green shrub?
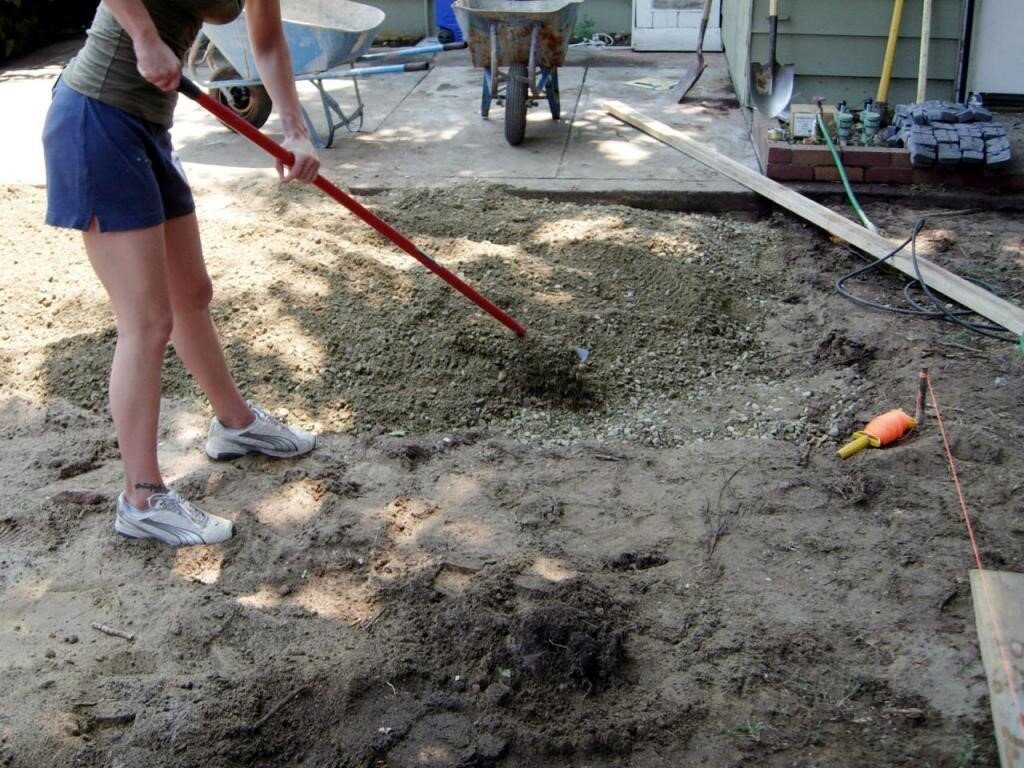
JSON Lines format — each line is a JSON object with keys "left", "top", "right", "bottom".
{"left": 0, "top": 0, "right": 98, "bottom": 62}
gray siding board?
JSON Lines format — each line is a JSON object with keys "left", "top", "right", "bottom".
{"left": 743, "top": 0, "right": 965, "bottom": 104}
{"left": 748, "top": 0, "right": 964, "bottom": 37}
{"left": 764, "top": 37, "right": 960, "bottom": 79}
{"left": 789, "top": 75, "right": 953, "bottom": 106}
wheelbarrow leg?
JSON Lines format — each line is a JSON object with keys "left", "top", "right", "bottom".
{"left": 306, "top": 77, "right": 365, "bottom": 149}
{"left": 538, "top": 68, "right": 560, "bottom": 119}
{"left": 300, "top": 108, "right": 322, "bottom": 149}
{"left": 489, "top": 22, "right": 500, "bottom": 103}
{"left": 481, "top": 69, "right": 492, "bottom": 117}
{"left": 527, "top": 23, "right": 539, "bottom": 96}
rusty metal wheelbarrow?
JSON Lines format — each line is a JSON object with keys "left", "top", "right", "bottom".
{"left": 453, "top": 0, "right": 582, "bottom": 145}
{"left": 188, "top": 0, "right": 465, "bottom": 147}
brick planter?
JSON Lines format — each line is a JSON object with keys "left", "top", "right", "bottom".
{"left": 754, "top": 116, "right": 1023, "bottom": 191}
{"left": 766, "top": 141, "right": 914, "bottom": 184}
{"left": 762, "top": 138, "right": 1024, "bottom": 189}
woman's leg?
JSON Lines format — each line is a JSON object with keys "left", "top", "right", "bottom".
{"left": 83, "top": 220, "right": 172, "bottom": 510}
{"left": 157, "top": 212, "right": 315, "bottom": 461}
{"left": 162, "top": 212, "right": 253, "bottom": 430}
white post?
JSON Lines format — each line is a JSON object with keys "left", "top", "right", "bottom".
{"left": 916, "top": 0, "right": 933, "bottom": 103}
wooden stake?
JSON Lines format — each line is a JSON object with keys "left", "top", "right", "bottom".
{"left": 600, "top": 100, "right": 1024, "bottom": 337}
{"left": 90, "top": 622, "right": 135, "bottom": 642}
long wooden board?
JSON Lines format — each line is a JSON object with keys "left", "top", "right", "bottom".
{"left": 970, "top": 569, "right": 1024, "bottom": 768}
{"left": 601, "top": 100, "right": 1024, "bottom": 338}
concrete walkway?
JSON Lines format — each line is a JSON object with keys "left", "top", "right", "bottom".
{"left": 1, "top": 40, "right": 760, "bottom": 207}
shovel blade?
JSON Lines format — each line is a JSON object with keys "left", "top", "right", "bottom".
{"left": 668, "top": 54, "right": 707, "bottom": 102}
{"left": 749, "top": 62, "right": 794, "bottom": 117}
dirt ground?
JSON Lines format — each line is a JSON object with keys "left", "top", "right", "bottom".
{"left": 1, "top": 177, "right": 1023, "bottom": 768}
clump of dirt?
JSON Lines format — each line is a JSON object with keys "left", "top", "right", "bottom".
{"left": 235, "top": 570, "right": 636, "bottom": 767}
{"left": 507, "top": 337, "right": 596, "bottom": 406}
{"left": 424, "top": 571, "right": 628, "bottom": 693}
{"left": 501, "top": 601, "right": 625, "bottom": 690}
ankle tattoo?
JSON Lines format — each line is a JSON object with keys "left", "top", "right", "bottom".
{"left": 135, "top": 482, "right": 167, "bottom": 495}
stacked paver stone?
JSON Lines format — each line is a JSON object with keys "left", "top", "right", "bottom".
{"left": 881, "top": 100, "right": 1012, "bottom": 171}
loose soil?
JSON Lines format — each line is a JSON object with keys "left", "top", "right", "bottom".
{"left": 1, "top": 178, "right": 1023, "bottom": 768}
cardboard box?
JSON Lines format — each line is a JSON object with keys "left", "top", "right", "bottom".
{"left": 789, "top": 104, "right": 836, "bottom": 139}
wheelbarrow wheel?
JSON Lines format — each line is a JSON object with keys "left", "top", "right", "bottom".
{"left": 208, "top": 66, "right": 273, "bottom": 130}
{"left": 504, "top": 62, "right": 528, "bottom": 146}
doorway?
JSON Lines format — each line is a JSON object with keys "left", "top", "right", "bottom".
{"left": 632, "top": 0, "right": 722, "bottom": 52}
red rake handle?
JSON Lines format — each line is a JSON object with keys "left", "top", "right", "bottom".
{"left": 178, "top": 77, "right": 526, "bottom": 337}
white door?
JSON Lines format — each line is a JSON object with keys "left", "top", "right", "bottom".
{"left": 632, "top": 0, "right": 723, "bottom": 52}
{"left": 967, "top": 0, "right": 1024, "bottom": 95}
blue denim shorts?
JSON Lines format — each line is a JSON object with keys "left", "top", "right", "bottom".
{"left": 43, "top": 79, "right": 195, "bottom": 232}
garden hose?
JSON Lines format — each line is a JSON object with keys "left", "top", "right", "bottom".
{"left": 817, "top": 111, "right": 878, "bottom": 233}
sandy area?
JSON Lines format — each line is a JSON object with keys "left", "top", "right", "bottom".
{"left": 1, "top": 178, "right": 1023, "bottom": 767}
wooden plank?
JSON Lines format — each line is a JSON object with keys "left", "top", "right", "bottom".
{"left": 970, "top": 569, "right": 1024, "bottom": 768}
{"left": 600, "top": 100, "right": 1024, "bottom": 337}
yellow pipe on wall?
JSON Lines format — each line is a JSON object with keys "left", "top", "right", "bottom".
{"left": 876, "top": 0, "right": 906, "bottom": 104}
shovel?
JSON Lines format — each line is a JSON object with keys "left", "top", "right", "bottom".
{"left": 749, "top": 0, "right": 795, "bottom": 118}
{"left": 176, "top": 76, "right": 526, "bottom": 337}
{"left": 668, "top": 0, "right": 712, "bottom": 103}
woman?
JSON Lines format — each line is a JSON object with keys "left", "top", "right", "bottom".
{"left": 42, "top": 0, "right": 320, "bottom": 546}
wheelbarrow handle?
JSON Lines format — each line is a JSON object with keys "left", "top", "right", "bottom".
{"left": 356, "top": 40, "right": 467, "bottom": 62}
{"left": 177, "top": 76, "right": 526, "bottom": 337}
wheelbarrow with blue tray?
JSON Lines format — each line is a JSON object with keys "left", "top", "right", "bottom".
{"left": 188, "top": 0, "right": 466, "bottom": 147}
{"left": 452, "top": 0, "right": 582, "bottom": 145}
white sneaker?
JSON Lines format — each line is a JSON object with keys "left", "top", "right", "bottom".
{"left": 205, "top": 401, "right": 316, "bottom": 460}
{"left": 115, "top": 491, "right": 234, "bottom": 546}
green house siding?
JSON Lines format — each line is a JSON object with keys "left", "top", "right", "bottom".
{"left": 723, "top": 0, "right": 755, "bottom": 101}
{"left": 372, "top": 3, "right": 427, "bottom": 40}
{"left": 731, "top": 0, "right": 966, "bottom": 108}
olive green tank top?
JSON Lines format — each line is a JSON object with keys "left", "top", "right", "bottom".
{"left": 63, "top": 0, "right": 244, "bottom": 127}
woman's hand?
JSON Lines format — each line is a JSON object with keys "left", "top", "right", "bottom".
{"left": 278, "top": 133, "right": 320, "bottom": 184}
{"left": 133, "top": 33, "right": 182, "bottom": 91}
{"left": 104, "top": 0, "right": 181, "bottom": 91}
{"left": 246, "top": 0, "right": 320, "bottom": 184}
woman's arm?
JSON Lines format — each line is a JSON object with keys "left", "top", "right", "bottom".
{"left": 245, "top": 0, "right": 320, "bottom": 183}
{"left": 102, "top": 0, "right": 181, "bottom": 91}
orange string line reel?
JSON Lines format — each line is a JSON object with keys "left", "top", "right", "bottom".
{"left": 837, "top": 408, "right": 918, "bottom": 459}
